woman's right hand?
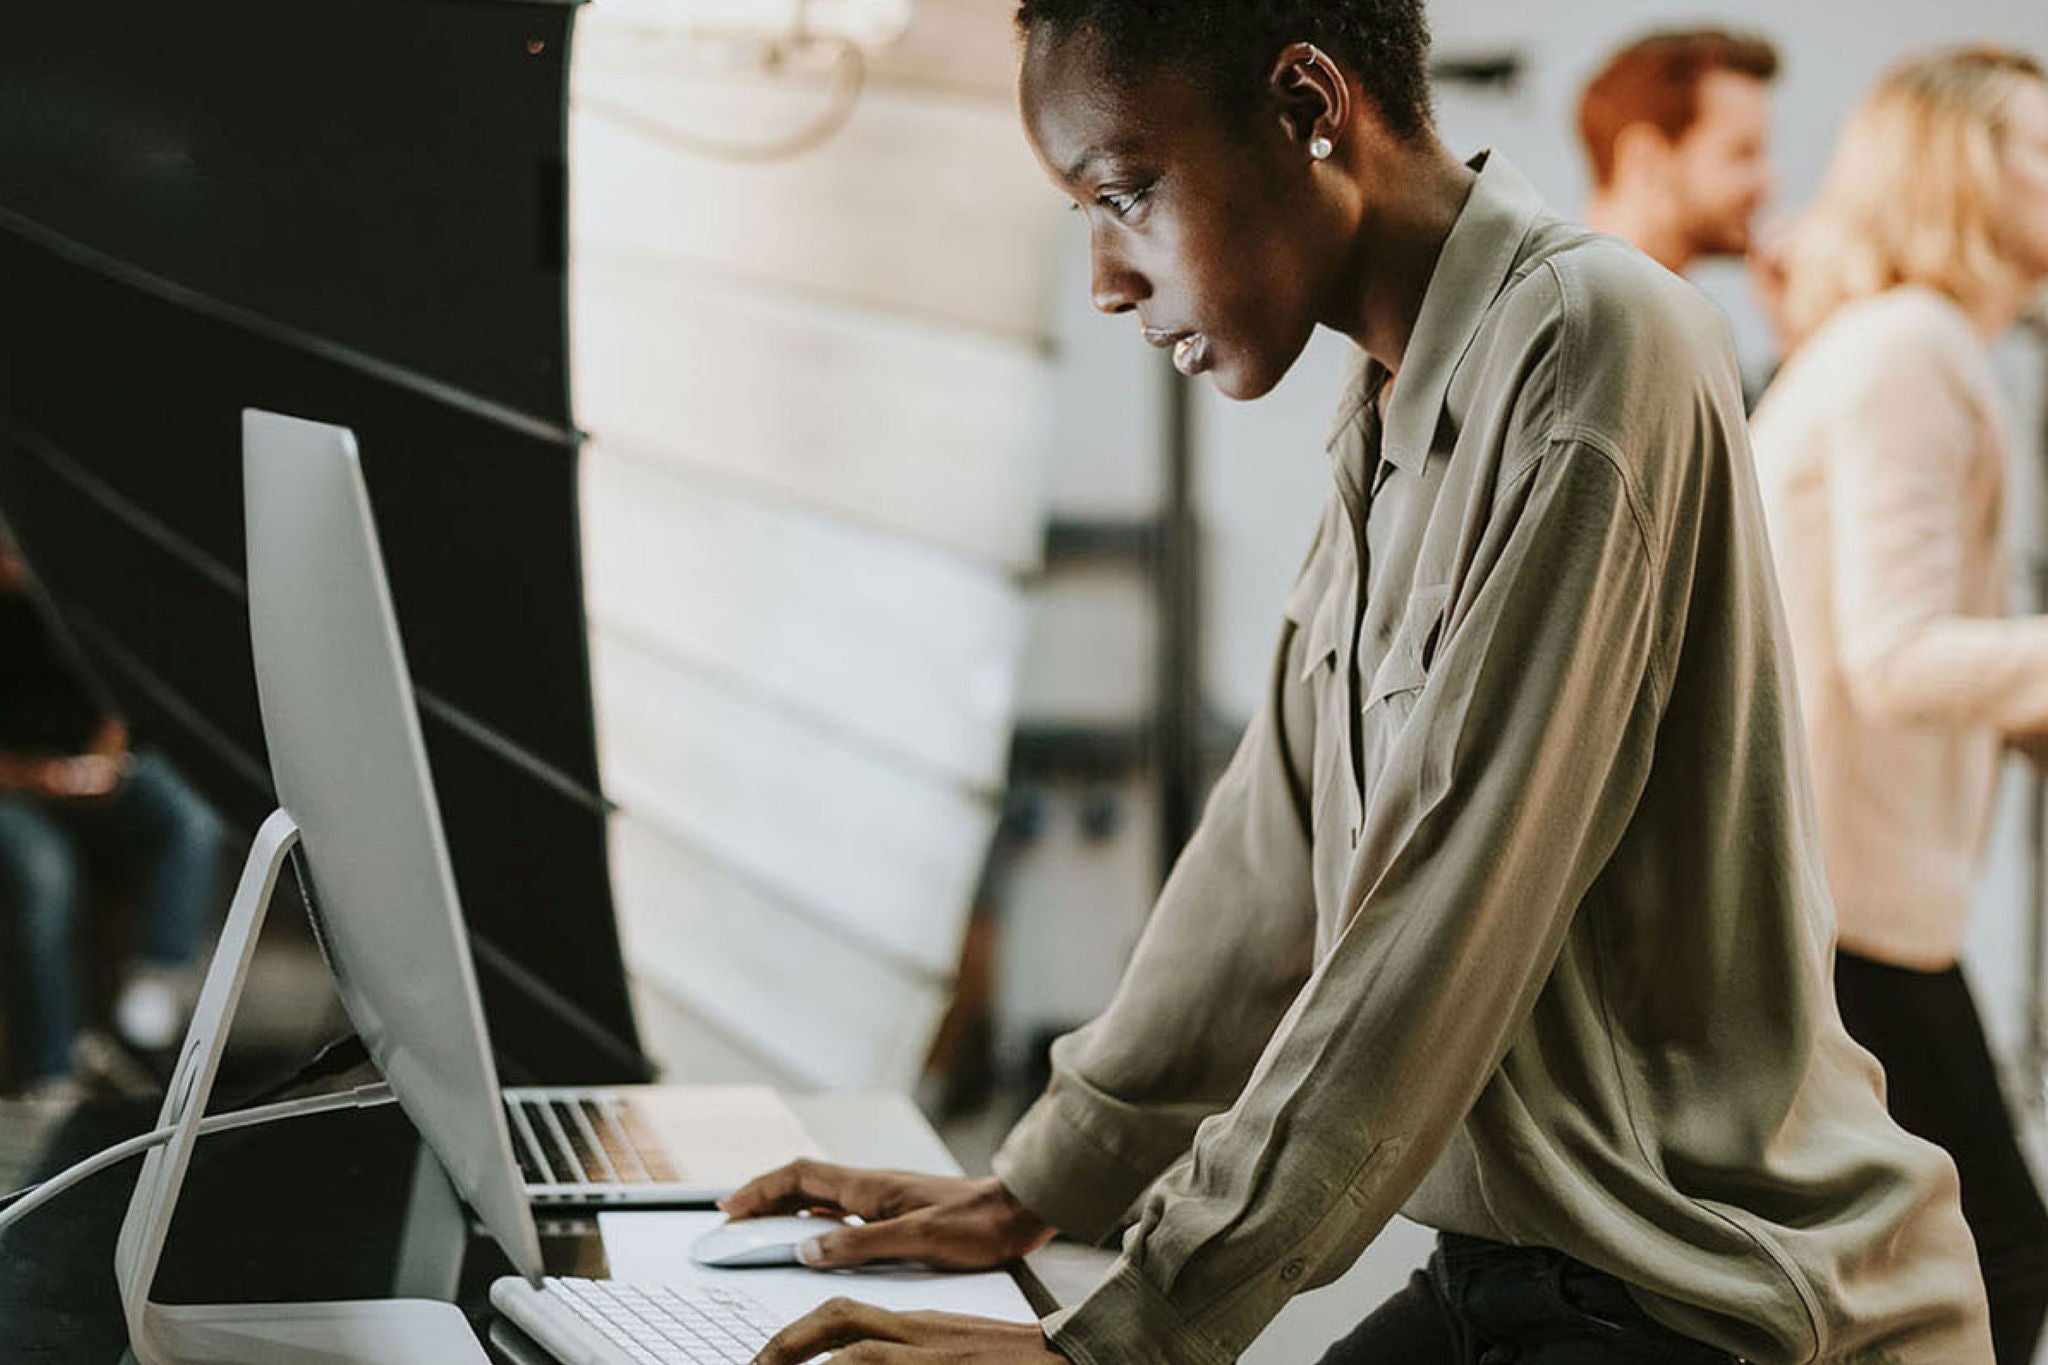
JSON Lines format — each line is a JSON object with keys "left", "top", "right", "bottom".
{"left": 2011, "top": 730, "right": 2048, "bottom": 770}
{"left": 717, "top": 1160, "right": 1055, "bottom": 1271}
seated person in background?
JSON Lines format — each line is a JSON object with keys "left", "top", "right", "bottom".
{"left": 725, "top": 2, "right": 1992, "bottom": 1363}
{"left": 0, "top": 544, "right": 226, "bottom": 1101}
{"left": 1750, "top": 46, "right": 2048, "bottom": 1364}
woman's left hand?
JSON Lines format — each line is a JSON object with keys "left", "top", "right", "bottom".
{"left": 750, "top": 1301, "right": 1066, "bottom": 1364}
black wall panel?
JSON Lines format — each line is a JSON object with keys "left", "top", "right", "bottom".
{"left": 0, "top": 0, "right": 575, "bottom": 419}
{"left": 0, "top": 0, "right": 646, "bottom": 1082}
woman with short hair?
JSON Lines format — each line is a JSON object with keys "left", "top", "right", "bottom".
{"left": 730, "top": 8, "right": 1996, "bottom": 1361}
{"left": 1751, "top": 45, "right": 2048, "bottom": 1365}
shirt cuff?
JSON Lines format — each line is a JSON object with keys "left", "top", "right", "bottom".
{"left": 992, "top": 1089, "right": 1161, "bottom": 1245}
{"left": 1043, "top": 1256, "right": 1234, "bottom": 1365}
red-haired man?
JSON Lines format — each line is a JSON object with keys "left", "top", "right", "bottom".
{"left": 1580, "top": 29, "right": 1779, "bottom": 278}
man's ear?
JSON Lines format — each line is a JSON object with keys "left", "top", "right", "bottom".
{"left": 1268, "top": 41, "right": 1352, "bottom": 152}
{"left": 1610, "top": 120, "right": 1677, "bottom": 187}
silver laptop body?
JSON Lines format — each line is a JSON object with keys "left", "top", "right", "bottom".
{"left": 504, "top": 1083, "right": 817, "bottom": 1206}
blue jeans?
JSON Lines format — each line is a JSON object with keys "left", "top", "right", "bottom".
{"left": 0, "top": 750, "right": 226, "bottom": 1080}
{"left": 1316, "top": 1234, "right": 1741, "bottom": 1364}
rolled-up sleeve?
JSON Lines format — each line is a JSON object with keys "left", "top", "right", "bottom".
{"left": 1041, "top": 441, "right": 1667, "bottom": 1364}
{"left": 1828, "top": 336, "right": 2048, "bottom": 733}
{"left": 993, "top": 551, "right": 1324, "bottom": 1244}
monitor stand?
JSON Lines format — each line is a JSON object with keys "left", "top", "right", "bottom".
{"left": 114, "top": 809, "right": 491, "bottom": 1365}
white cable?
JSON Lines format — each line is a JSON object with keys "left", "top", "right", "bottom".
{"left": 0, "top": 1128, "right": 174, "bottom": 1234}
{"left": 576, "top": 34, "right": 866, "bottom": 163}
{"left": 0, "top": 1083, "right": 393, "bottom": 1237}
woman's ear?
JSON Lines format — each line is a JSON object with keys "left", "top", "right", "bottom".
{"left": 1269, "top": 41, "right": 1352, "bottom": 156}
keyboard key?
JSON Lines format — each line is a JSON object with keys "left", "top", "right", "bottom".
{"left": 530, "top": 1102, "right": 584, "bottom": 1183}
{"left": 551, "top": 1100, "right": 612, "bottom": 1183}
{"left": 615, "top": 1103, "right": 683, "bottom": 1183}
{"left": 505, "top": 1102, "right": 551, "bottom": 1184}
{"left": 588, "top": 1098, "right": 654, "bottom": 1183}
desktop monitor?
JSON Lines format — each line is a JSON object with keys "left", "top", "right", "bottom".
{"left": 240, "top": 409, "right": 543, "bottom": 1276}
{"left": 114, "top": 410, "right": 545, "bottom": 1364}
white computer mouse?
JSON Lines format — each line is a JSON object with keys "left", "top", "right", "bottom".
{"left": 690, "top": 1215, "right": 845, "bottom": 1269}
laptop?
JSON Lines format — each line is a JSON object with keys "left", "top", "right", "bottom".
{"left": 216, "top": 409, "right": 899, "bottom": 1361}
{"left": 503, "top": 1082, "right": 819, "bottom": 1207}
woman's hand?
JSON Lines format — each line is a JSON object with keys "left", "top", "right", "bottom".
{"left": 33, "top": 752, "right": 126, "bottom": 801}
{"left": 1746, "top": 215, "right": 1793, "bottom": 342}
{"left": 718, "top": 1161, "right": 1054, "bottom": 1271}
{"left": 39, "top": 719, "right": 131, "bottom": 802}
{"left": 751, "top": 1302, "right": 1066, "bottom": 1365}
{"left": 2011, "top": 729, "right": 2048, "bottom": 771}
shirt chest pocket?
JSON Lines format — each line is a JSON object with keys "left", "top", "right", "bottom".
{"left": 1290, "top": 580, "right": 1452, "bottom": 830}
{"left": 1290, "top": 582, "right": 1352, "bottom": 831}
{"left": 1360, "top": 583, "right": 1450, "bottom": 805}
{"left": 1366, "top": 583, "right": 1450, "bottom": 711}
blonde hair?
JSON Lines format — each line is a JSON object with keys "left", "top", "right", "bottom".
{"left": 1781, "top": 45, "right": 2045, "bottom": 347}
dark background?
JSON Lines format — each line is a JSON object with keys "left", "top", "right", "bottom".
{"left": 0, "top": 0, "right": 646, "bottom": 1084}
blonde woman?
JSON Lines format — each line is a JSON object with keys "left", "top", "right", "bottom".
{"left": 1752, "top": 46, "right": 2048, "bottom": 1364}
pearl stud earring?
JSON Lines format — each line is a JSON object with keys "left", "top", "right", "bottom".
{"left": 1309, "top": 135, "right": 1334, "bottom": 161}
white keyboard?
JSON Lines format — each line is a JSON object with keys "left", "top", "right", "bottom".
{"left": 490, "top": 1275, "right": 780, "bottom": 1365}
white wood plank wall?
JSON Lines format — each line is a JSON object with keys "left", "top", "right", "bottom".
{"left": 570, "top": 0, "right": 1057, "bottom": 1090}
{"left": 582, "top": 451, "right": 1023, "bottom": 789}
{"left": 576, "top": 260, "right": 1045, "bottom": 571}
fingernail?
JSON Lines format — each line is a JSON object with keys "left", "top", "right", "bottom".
{"left": 797, "top": 1237, "right": 825, "bottom": 1266}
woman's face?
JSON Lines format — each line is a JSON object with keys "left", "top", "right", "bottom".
{"left": 1997, "top": 78, "right": 2048, "bottom": 285}
{"left": 1018, "top": 28, "right": 1349, "bottom": 401}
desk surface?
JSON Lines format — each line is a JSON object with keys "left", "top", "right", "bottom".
{"left": 0, "top": 1090, "right": 1112, "bottom": 1362}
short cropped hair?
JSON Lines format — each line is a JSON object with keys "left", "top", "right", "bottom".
{"left": 1578, "top": 29, "right": 1780, "bottom": 188}
{"left": 1015, "top": 0, "right": 1435, "bottom": 140}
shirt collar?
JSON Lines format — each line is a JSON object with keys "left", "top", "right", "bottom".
{"left": 1324, "top": 150, "right": 1547, "bottom": 473}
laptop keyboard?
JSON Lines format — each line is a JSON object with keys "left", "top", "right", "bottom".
{"left": 541, "top": 1277, "right": 776, "bottom": 1363}
{"left": 508, "top": 1094, "right": 682, "bottom": 1186}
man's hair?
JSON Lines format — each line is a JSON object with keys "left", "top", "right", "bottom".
{"left": 1015, "top": 0, "right": 1435, "bottom": 140}
{"left": 1577, "top": 29, "right": 1780, "bottom": 188}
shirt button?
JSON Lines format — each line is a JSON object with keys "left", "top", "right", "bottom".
{"left": 1280, "top": 1258, "right": 1305, "bottom": 1284}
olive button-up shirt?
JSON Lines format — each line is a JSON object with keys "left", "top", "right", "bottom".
{"left": 993, "top": 153, "right": 1989, "bottom": 1365}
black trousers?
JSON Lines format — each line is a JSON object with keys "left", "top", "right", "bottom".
{"left": 1316, "top": 1234, "right": 1740, "bottom": 1364}
{"left": 1836, "top": 948, "right": 2048, "bottom": 1364}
